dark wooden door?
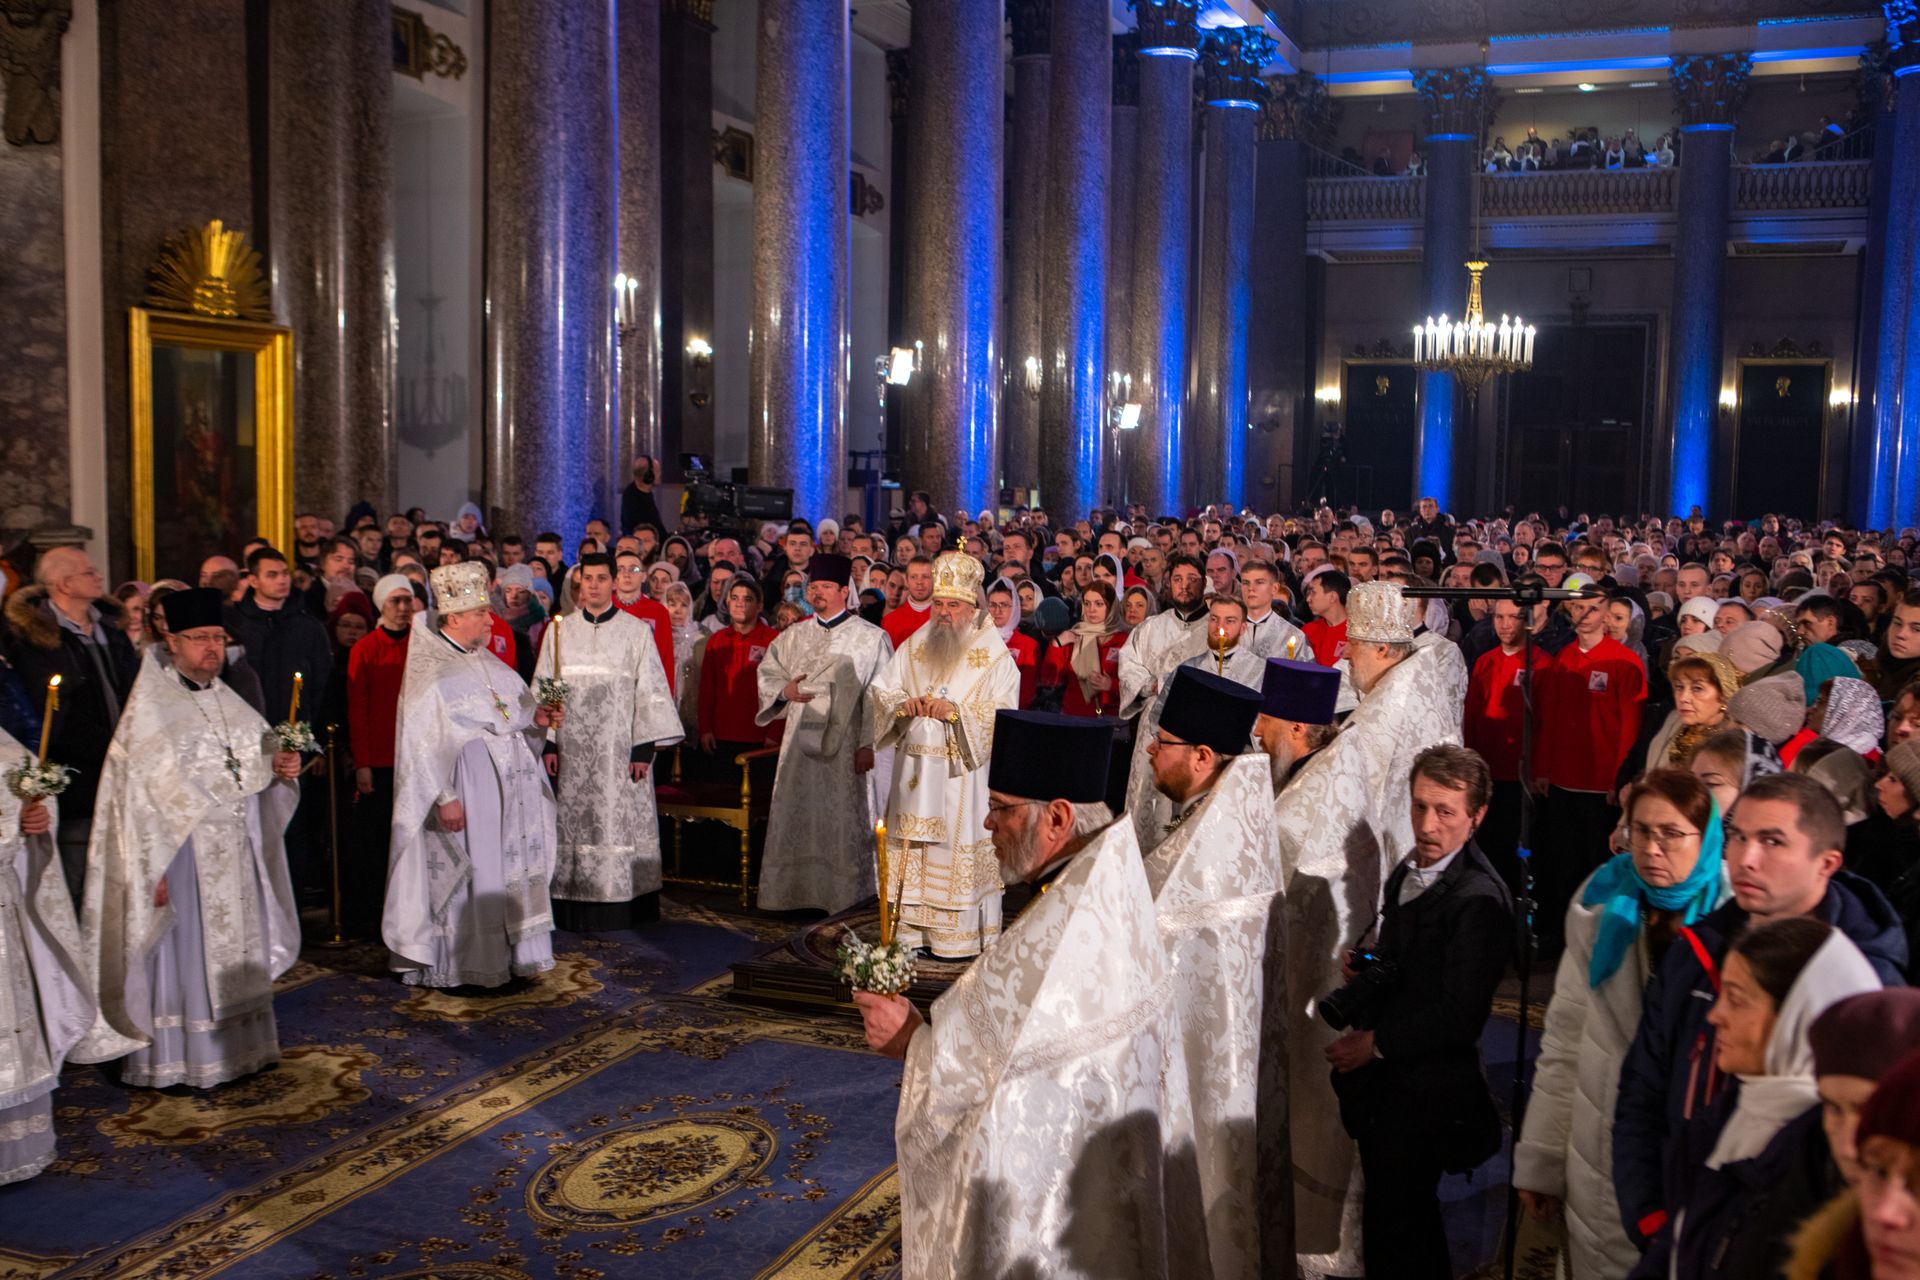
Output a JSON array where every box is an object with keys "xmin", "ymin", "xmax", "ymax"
[
  {"xmin": 1504, "ymin": 324, "xmax": 1647, "ymax": 515},
  {"xmin": 1733, "ymin": 361, "xmax": 1825, "ymax": 518},
  {"xmin": 1342, "ymin": 362, "xmax": 1417, "ymax": 512}
]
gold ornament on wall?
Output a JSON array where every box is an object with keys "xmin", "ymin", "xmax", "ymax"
[
  {"xmin": 1776, "ymin": 375, "xmax": 1793, "ymax": 398},
  {"xmin": 143, "ymin": 219, "xmax": 274, "ymax": 322}
]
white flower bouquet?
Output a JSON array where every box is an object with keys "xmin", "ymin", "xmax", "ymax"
[
  {"xmin": 535, "ymin": 676, "xmax": 572, "ymax": 709},
  {"xmin": 272, "ymin": 720, "xmax": 318, "ymax": 753},
  {"xmin": 836, "ymin": 935, "xmax": 917, "ymax": 997},
  {"xmin": 6, "ymin": 759, "xmax": 73, "ymax": 801}
]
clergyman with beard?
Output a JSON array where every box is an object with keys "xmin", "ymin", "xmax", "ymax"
[
  {"xmin": 869, "ymin": 551, "xmax": 1021, "ymax": 957},
  {"xmin": 1255, "ymin": 656, "xmax": 1341, "ymax": 793}
]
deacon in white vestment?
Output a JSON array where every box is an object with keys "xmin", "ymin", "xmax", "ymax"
[
  {"xmin": 0, "ymin": 727, "xmax": 93, "ymax": 1183},
  {"xmin": 72, "ymin": 588, "xmax": 301, "ymax": 1089},
  {"xmin": 1124, "ymin": 596, "xmax": 1269, "ymax": 853},
  {"xmin": 385, "ymin": 561, "xmax": 562, "ymax": 988},
  {"xmin": 1115, "ymin": 554, "xmax": 1209, "ymax": 719},
  {"xmin": 854, "ymin": 711, "xmax": 1202, "ymax": 1280},
  {"xmin": 1275, "ymin": 583, "xmax": 1467, "ymax": 1277},
  {"xmin": 755, "ymin": 554, "xmax": 893, "ymax": 913},
  {"xmin": 1140, "ymin": 671, "xmax": 1292, "ymax": 1279},
  {"xmin": 868, "ymin": 552, "xmax": 1019, "ymax": 957},
  {"xmin": 1236, "ymin": 559, "xmax": 1309, "ymax": 662},
  {"xmin": 535, "ymin": 554, "xmax": 683, "ymax": 932}
]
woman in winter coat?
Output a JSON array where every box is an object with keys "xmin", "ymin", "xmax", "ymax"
[{"xmin": 1514, "ymin": 769, "xmax": 1730, "ymax": 1278}]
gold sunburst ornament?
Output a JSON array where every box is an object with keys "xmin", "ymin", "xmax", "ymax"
[{"xmin": 143, "ymin": 219, "xmax": 274, "ymax": 321}]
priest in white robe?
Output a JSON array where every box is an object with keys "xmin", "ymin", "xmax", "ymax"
[
  {"xmin": 72, "ymin": 588, "xmax": 301, "ymax": 1089},
  {"xmin": 1254, "ymin": 658, "xmax": 1341, "ymax": 794},
  {"xmin": 1235, "ymin": 558, "xmax": 1308, "ymax": 662},
  {"xmin": 1123, "ymin": 595, "xmax": 1268, "ymax": 853},
  {"xmin": 868, "ymin": 551, "xmax": 1019, "ymax": 957},
  {"xmin": 1140, "ymin": 669, "xmax": 1291, "ymax": 1279},
  {"xmin": 0, "ymin": 727, "xmax": 93, "ymax": 1183},
  {"xmin": 755, "ymin": 554, "xmax": 892, "ymax": 914},
  {"xmin": 854, "ymin": 711, "xmax": 1202, "ymax": 1279},
  {"xmin": 1275, "ymin": 581, "xmax": 1467, "ymax": 1277},
  {"xmin": 385, "ymin": 561, "xmax": 562, "ymax": 989},
  {"xmin": 1115, "ymin": 553, "xmax": 1209, "ymax": 719},
  {"xmin": 535, "ymin": 553, "xmax": 682, "ymax": 932}
]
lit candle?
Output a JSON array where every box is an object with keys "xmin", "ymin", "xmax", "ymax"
[
  {"xmin": 553, "ymin": 613, "xmax": 562, "ymax": 677},
  {"xmin": 1524, "ymin": 325, "xmax": 1536, "ymax": 364},
  {"xmin": 875, "ymin": 821, "xmax": 891, "ymax": 945},
  {"xmin": 37, "ymin": 675, "xmax": 59, "ymax": 762},
  {"xmin": 289, "ymin": 671, "xmax": 302, "ymax": 724},
  {"xmin": 1412, "ymin": 325, "xmax": 1423, "ymax": 362}
]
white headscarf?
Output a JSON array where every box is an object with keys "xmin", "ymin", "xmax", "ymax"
[{"xmin": 988, "ymin": 576, "xmax": 1021, "ymax": 643}]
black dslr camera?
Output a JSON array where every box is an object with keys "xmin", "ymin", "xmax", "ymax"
[{"xmin": 1318, "ymin": 946, "xmax": 1400, "ymax": 1032}]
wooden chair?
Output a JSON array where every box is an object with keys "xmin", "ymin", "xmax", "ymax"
[{"xmin": 655, "ymin": 745, "xmax": 779, "ymax": 906}]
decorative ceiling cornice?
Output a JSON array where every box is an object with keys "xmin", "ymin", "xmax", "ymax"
[{"xmin": 1670, "ymin": 52, "xmax": 1752, "ymax": 127}]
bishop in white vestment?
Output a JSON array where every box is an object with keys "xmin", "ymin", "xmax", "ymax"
[
  {"xmin": 1141, "ymin": 673, "xmax": 1291, "ymax": 1279},
  {"xmin": 0, "ymin": 727, "xmax": 93, "ymax": 1183},
  {"xmin": 385, "ymin": 561, "xmax": 561, "ymax": 989},
  {"xmin": 868, "ymin": 552, "xmax": 1019, "ymax": 957},
  {"xmin": 755, "ymin": 555, "xmax": 892, "ymax": 914},
  {"xmin": 535, "ymin": 554, "xmax": 683, "ymax": 931},
  {"xmin": 73, "ymin": 589, "xmax": 301, "ymax": 1089},
  {"xmin": 1275, "ymin": 583, "xmax": 1466, "ymax": 1276},
  {"xmin": 854, "ymin": 711, "xmax": 1201, "ymax": 1280}
]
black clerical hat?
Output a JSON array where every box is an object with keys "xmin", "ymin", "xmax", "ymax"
[
  {"xmin": 988, "ymin": 710, "xmax": 1115, "ymax": 803},
  {"xmin": 160, "ymin": 587, "xmax": 226, "ymax": 635},
  {"xmin": 806, "ymin": 553, "xmax": 853, "ymax": 584},
  {"xmin": 1260, "ymin": 657, "xmax": 1339, "ymax": 726},
  {"xmin": 1159, "ymin": 666, "xmax": 1260, "ymax": 756}
]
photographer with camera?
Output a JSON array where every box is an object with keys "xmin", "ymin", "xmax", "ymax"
[{"xmin": 1325, "ymin": 744, "xmax": 1514, "ymax": 1279}]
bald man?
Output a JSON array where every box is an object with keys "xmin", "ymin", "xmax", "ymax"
[
  {"xmin": 199, "ymin": 555, "xmax": 244, "ymax": 603},
  {"xmin": 2, "ymin": 547, "xmax": 140, "ymax": 901}
]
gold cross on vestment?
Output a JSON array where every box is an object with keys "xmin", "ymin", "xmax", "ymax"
[{"xmin": 967, "ymin": 648, "xmax": 989, "ymax": 668}]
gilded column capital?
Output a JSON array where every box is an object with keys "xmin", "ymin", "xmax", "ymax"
[
  {"xmin": 1009, "ymin": 0, "xmax": 1050, "ymax": 59},
  {"xmin": 1113, "ymin": 32, "xmax": 1141, "ymax": 107},
  {"xmin": 1259, "ymin": 70, "xmax": 1335, "ymax": 144},
  {"xmin": 1130, "ymin": 0, "xmax": 1198, "ymax": 55},
  {"xmin": 1199, "ymin": 26, "xmax": 1276, "ymax": 108},
  {"xmin": 886, "ymin": 47, "xmax": 910, "ymax": 120},
  {"xmin": 1412, "ymin": 67, "xmax": 1498, "ymax": 139},
  {"xmin": 1886, "ymin": 1, "xmax": 1920, "ymax": 73},
  {"xmin": 0, "ymin": 0, "xmax": 72, "ymax": 146},
  {"xmin": 1858, "ymin": 40, "xmax": 1897, "ymax": 117},
  {"xmin": 662, "ymin": 0, "xmax": 716, "ymax": 28},
  {"xmin": 1669, "ymin": 53, "xmax": 1751, "ymax": 129}
]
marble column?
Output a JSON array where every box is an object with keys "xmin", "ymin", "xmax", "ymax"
[
  {"xmin": 659, "ymin": 0, "xmax": 716, "ymax": 478},
  {"xmin": 1859, "ymin": 16, "xmax": 1920, "ymax": 528},
  {"xmin": 617, "ymin": 0, "xmax": 664, "ymax": 476},
  {"xmin": 266, "ymin": 0, "xmax": 395, "ymax": 522},
  {"xmin": 1126, "ymin": 0, "xmax": 1198, "ymax": 516},
  {"xmin": 1039, "ymin": 0, "xmax": 1109, "ymax": 515},
  {"xmin": 747, "ymin": 0, "xmax": 848, "ymax": 523},
  {"xmin": 484, "ymin": 0, "xmax": 618, "ymax": 539},
  {"xmin": 1107, "ymin": 34, "xmax": 1139, "ymax": 507},
  {"xmin": 1004, "ymin": 0, "xmax": 1051, "ymax": 497},
  {"xmin": 1848, "ymin": 42, "xmax": 1897, "ymax": 528},
  {"xmin": 1664, "ymin": 53, "xmax": 1749, "ymax": 519},
  {"xmin": 885, "ymin": 48, "xmax": 911, "ymax": 470},
  {"xmin": 900, "ymin": 0, "xmax": 1003, "ymax": 518},
  {"xmin": 1249, "ymin": 73, "xmax": 1331, "ymax": 513},
  {"xmin": 1412, "ymin": 68, "xmax": 1497, "ymax": 513},
  {"xmin": 1192, "ymin": 26, "xmax": 1274, "ymax": 511}
]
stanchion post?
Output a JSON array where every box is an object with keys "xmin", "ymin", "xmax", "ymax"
[{"xmin": 321, "ymin": 722, "xmax": 349, "ymax": 948}]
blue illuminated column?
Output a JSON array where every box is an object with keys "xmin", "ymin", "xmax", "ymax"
[
  {"xmin": 1193, "ymin": 26, "xmax": 1275, "ymax": 510},
  {"xmin": 748, "ymin": 0, "xmax": 848, "ymax": 524},
  {"xmin": 1107, "ymin": 34, "xmax": 1139, "ymax": 507},
  {"xmin": 1860, "ymin": 12, "xmax": 1920, "ymax": 529},
  {"xmin": 1003, "ymin": 1, "xmax": 1051, "ymax": 496},
  {"xmin": 900, "ymin": 0, "xmax": 1004, "ymax": 518},
  {"xmin": 1412, "ymin": 67, "xmax": 1496, "ymax": 514},
  {"xmin": 1126, "ymin": 0, "xmax": 1199, "ymax": 516},
  {"xmin": 1038, "ymin": 0, "xmax": 1109, "ymax": 515},
  {"xmin": 1664, "ymin": 53, "xmax": 1749, "ymax": 520}
]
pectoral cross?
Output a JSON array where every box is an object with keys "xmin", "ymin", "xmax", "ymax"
[
  {"xmin": 493, "ymin": 692, "xmax": 511, "ymax": 722},
  {"xmin": 223, "ymin": 747, "xmax": 243, "ymax": 786}
]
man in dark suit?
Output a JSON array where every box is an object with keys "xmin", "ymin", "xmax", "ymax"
[{"xmin": 1326, "ymin": 744, "xmax": 1514, "ymax": 1279}]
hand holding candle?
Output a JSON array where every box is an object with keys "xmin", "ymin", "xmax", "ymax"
[
  {"xmin": 37, "ymin": 675, "xmax": 60, "ymax": 762},
  {"xmin": 875, "ymin": 821, "xmax": 891, "ymax": 945},
  {"xmin": 10, "ymin": 676, "xmax": 73, "ymax": 800},
  {"xmin": 288, "ymin": 671, "xmax": 303, "ymax": 724}
]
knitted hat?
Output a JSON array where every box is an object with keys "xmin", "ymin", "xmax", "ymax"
[
  {"xmin": 372, "ymin": 574, "xmax": 414, "ymax": 611},
  {"xmin": 1668, "ymin": 650, "xmax": 1741, "ymax": 704},
  {"xmin": 1723, "ymin": 619, "xmax": 1785, "ymax": 675},
  {"xmin": 1678, "ymin": 596, "xmax": 1719, "ymax": 631},
  {"xmin": 1346, "ymin": 581, "xmax": 1415, "ymax": 644},
  {"xmin": 1885, "ymin": 740, "xmax": 1920, "ymax": 807},
  {"xmin": 1811, "ymin": 990, "xmax": 1920, "ymax": 1080},
  {"xmin": 1674, "ymin": 629, "xmax": 1724, "ymax": 656},
  {"xmin": 1729, "ymin": 671, "xmax": 1808, "ymax": 745},
  {"xmin": 1856, "ymin": 1047, "xmax": 1920, "ymax": 1151}
]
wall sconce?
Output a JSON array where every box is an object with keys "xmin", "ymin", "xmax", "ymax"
[
  {"xmin": 1315, "ymin": 385, "xmax": 1342, "ymax": 404},
  {"xmin": 1116, "ymin": 403, "xmax": 1142, "ymax": 430},
  {"xmin": 1718, "ymin": 387, "xmax": 1738, "ymax": 411},
  {"xmin": 1022, "ymin": 355, "xmax": 1042, "ymax": 398},
  {"xmin": 686, "ymin": 337, "xmax": 713, "ymax": 409},
  {"xmin": 614, "ymin": 272, "xmax": 639, "ymax": 340},
  {"xmin": 1830, "ymin": 386, "xmax": 1853, "ymax": 409},
  {"xmin": 886, "ymin": 342, "xmax": 923, "ymax": 387}
]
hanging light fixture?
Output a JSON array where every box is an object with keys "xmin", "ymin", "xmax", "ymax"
[{"xmin": 1413, "ymin": 261, "xmax": 1534, "ymax": 404}]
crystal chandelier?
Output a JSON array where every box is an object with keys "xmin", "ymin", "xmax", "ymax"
[{"xmin": 1413, "ymin": 259, "xmax": 1534, "ymax": 403}]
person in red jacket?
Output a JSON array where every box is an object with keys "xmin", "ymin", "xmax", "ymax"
[
  {"xmin": 1301, "ymin": 569, "xmax": 1350, "ymax": 667},
  {"xmin": 697, "ymin": 579, "xmax": 782, "ymax": 768},
  {"xmin": 882, "ymin": 555, "xmax": 936, "ymax": 648},
  {"xmin": 345, "ymin": 575, "xmax": 415, "ymax": 935},
  {"xmin": 1464, "ymin": 597, "xmax": 1550, "ymax": 898},
  {"xmin": 1043, "ymin": 581, "xmax": 1126, "ymax": 716},
  {"xmin": 1532, "ymin": 587, "xmax": 1646, "ymax": 955},
  {"xmin": 612, "ymin": 547, "xmax": 676, "ymax": 694},
  {"xmin": 986, "ymin": 578, "xmax": 1041, "ymax": 708}
]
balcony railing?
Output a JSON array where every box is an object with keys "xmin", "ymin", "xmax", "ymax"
[
  {"xmin": 1480, "ymin": 166, "xmax": 1675, "ymax": 217},
  {"xmin": 1734, "ymin": 159, "xmax": 1872, "ymax": 210},
  {"xmin": 1307, "ymin": 174, "xmax": 1425, "ymax": 221}
]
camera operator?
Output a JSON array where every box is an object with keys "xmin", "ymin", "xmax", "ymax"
[{"xmin": 1325, "ymin": 744, "xmax": 1515, "ymax": 1278}]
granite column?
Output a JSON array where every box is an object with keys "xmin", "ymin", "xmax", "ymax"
[
  {"xmin": 1664, "ymin": 54, "xmax": 1749, "ymax": 519},
  {"xmin": 1412, "ymin": 68, "xmax": 1496, "ymax": 513},
  {"xmin": 1107, "ymin": 34, "xmax": 1139, "ymax": 508},
  {"xmin": 659, "ymin": 0, "xmax": 717, "ymax": 479},
  {"xmin": 484, "ymin": 0, "xmax": 618, "ymax": 539},
  {"xmin": 1859, "ymin": 16, "xmax": 1920, "ymax": 528},
  {"xmin": 1038, "ymin": 0, "xmax": 1109, "ymax": 515},
  {"xmin": 900, "ymin": 0, "xmax": 1003, "ymax": 518},
  {"xmin": 747, "ymin": 0, "xmax": 848, "ymax": 523},
  {"xmin": 1192, "ymin": 27, "xmax": 1273, "ymax": 511},
  {"xmin": 266, "ymin": 0, "xmax": 396, "ymax": 521},
  {"xmin": 885, "ymin": 49, "xmax": 911, "ymax": 471},
  {"xmin": 1126, "ymin": 0, "xmax": 1198, "ymax": 516},
  {"xmin": 1003, "ymin": 1, "xmax": 1051, "ymax": 497},
  {"xmin": 617, "ymin": 0, "xmax": 664, "ymax": 477}
]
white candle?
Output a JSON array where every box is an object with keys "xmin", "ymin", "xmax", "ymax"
[
  {"xmin": 1413, "ymin": 326, "xmax": 1423, "ymax": 362},
  {"xmin": 1524, "ymin": 326, "xmax": 1536, "ymax": 364}
]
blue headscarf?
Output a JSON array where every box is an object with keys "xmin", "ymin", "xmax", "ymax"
[
  {"xmin": 1795, "ymin": 642, "xmax": 1862, "ymax": 706},
  {"xmin": 1580, "ymin": 799, "xmax": 1725, "ymax": 988}
]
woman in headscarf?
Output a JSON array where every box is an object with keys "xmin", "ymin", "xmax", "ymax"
[
  {"xmin": 1042, "ymin": 579, "xmax": 1124, "ymax": 717},
  {"xmin": 1640, "ymin": 918, "xmax": 1881, "ymax": 1279},
  {"xmin": 1093, "ymin": 553, "xmax": 1125, "ymax": 594},
  {"xmin": 322, "ymin": 590, "xmax": 375, "ymax": 737},
  {"xmin": 1122, "ymin": 583, "xmax": 1157, "ymax": 630},
  {"xmin": 450, "ymin": 501, "xmax": 486, "ymax": 543},
  {"xmin": 1516, "ymin": 770, "xmax": 1730, "ymax": 1279},
  {"xmin": 658, "ymin": 581, "xmax": 704, "ymax": 738},
  {"xmin": 985, "ymin": 577, "xmax": 1040, "ymax": 709},
  {"xmin": 1607, "ymin": 594, "xmax": 1651, "ymax": 672},
  {"xmin": 1647, "ymin": 651, "xmax": 1742, "ymax": 767},
  {"xmin": 1798, "ymin": 642, "xmax": 1865, "ymax": 706},
  {"xmin": 1689, "ymin": 726, "xmax": 1783, "ymax": 814},
  {"xmin": 1782, "ymin": 675, "xmax": 1886, "ymax": 768}
]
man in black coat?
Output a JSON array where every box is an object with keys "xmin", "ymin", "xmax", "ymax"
[
  {"xmin": 1, "ymin": 546, "xmax": 140, "ymax": 901},
  {"xmin": 1327, "ymin": 744, "xmax": 1514, "ymax": 1280},
  {"xmin": 619, "ymin": 454, "xmax": 665, "ymax": 537}
]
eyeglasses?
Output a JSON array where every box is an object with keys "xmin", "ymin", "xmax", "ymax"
[
  {"xmin": 1628, "ymin": 823, "xmax": 1701, "ymax": 848},
  {"xmin": 985, "ymin": 798, "xmax": 1044, "ymax": 816},
  {"xmin": 1150, "ymin": 733, "xmax": 1194, "ymax": 752}
]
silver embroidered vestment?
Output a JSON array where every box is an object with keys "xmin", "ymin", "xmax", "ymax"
[{"xmin": 1123, "ymin": 643, "xmax": 1269, "ymax": 854}]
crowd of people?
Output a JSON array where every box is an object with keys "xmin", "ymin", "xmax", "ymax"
[{"xmin": 4, "ymin": 461, "xmax": 1920, "ymax": 1279}]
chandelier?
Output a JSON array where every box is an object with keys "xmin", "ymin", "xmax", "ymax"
[{"xmin": 1413, "ymin": 259, "xmax": 1534, "ymax": 403}]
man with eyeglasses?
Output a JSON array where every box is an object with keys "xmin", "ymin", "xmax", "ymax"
[{"xmin": 611, "ymin": 548, "xmax": 677, "ymax": 695}]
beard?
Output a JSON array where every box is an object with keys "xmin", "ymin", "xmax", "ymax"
[
  {"xmin": 1266, "ymin": 737, "xmax": 1299, "ymax": 789},
  {"xmin": 921, "ymin": 608, "xmax": 983, "ymax": 678},
  {"xmin": 993, "ymin": 819, "xmax": 1046, "ymax": 884}
]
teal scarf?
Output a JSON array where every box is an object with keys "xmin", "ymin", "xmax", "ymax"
[{"xmin": 1581, "ymin": 801, "xmax": 1724, "ymax": 988}]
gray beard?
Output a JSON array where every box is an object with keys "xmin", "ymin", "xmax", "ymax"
[
  {"xmin": 920, "ymin": 613, "xmax": 979, "ymax": 682},
  {"xmin": 1267, "ymin": 741, "xmax": 1299, "ymax": 790}
]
